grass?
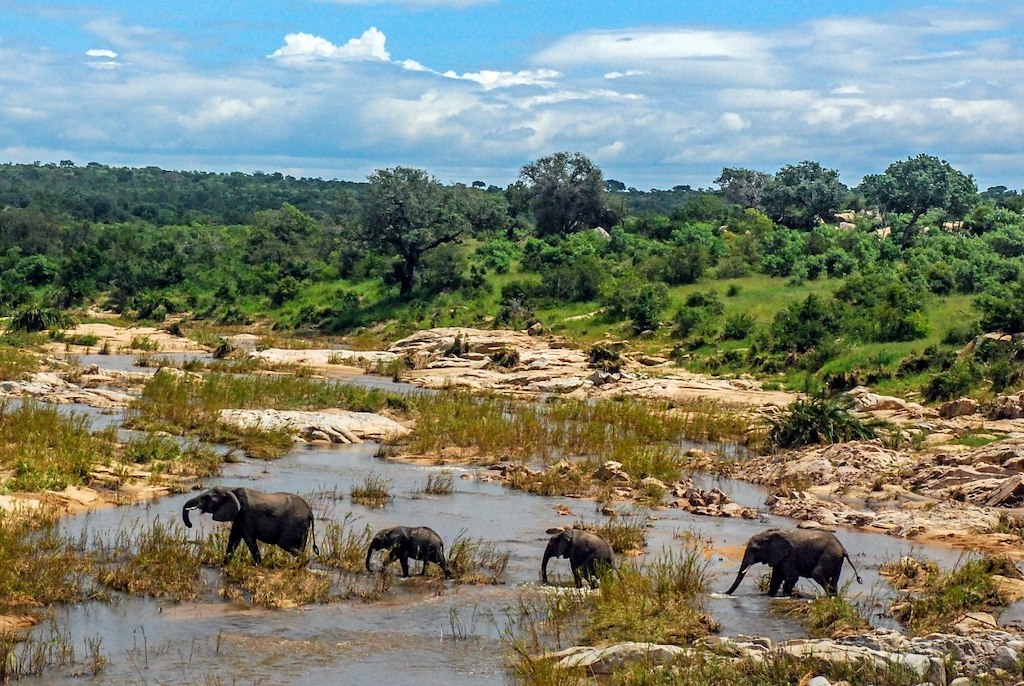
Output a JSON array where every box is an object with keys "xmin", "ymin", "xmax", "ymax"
[
  {"xmin": 126, "ymin": 370, "xmax": 412, "ymax": 458},
  {"xmin": 420, "ymin": 470, "xmax": 455, "ymax": 495},
  {"xmin": 446, "ymin": 530, "xmax": 511, "ymax": 584},
  {"xmin": 0, "ymin": 401, "xmax": 118, "ymax": 492},
  {"xmin": 0, "ymin": 508, "xmax": 94, "ymax": 615},
  {"xmin": 773, "ymin": 587, "xmax": 870, "ymax": 638},
  {"xmin": 318, "ymin": 512, "xmax": 374, "ymax": 572},
  {"xmin": 584, "ymin": 509, "xmax": 649, "ymax": 554},
  {"xmin": 121, "ymin": 433, "xmax": 223, "ymax": 478},
  {"xmin": 767, "ymin": 394, "xmax": 880, "ymax": 449},
  {"xmin": 404, "ymin": 392, "xmax": 744, "ymax": 489},
  {"xmin": 350, "ymin": 472, "xmax": 394, "ymax": 507},
  {"xmin": 884, "ymin": 555, "xmax": 1019, "ymax": 635},
  {"xmin": 98, "ymin": 518, "xmax": 204, "ymax": 601},
  {"xmin": 0, "ymin": 347, "xmax": 40, "ymax": 380}
]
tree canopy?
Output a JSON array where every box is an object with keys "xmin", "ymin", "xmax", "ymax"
[
  {"xmin": 860, "ymin": 154, "xmax": 977, "ymax": 246},
  {"xmin": 763, "ymin": 161, "xmax": 847, "ymax": 231},
  {"xmin": 519, "ymin": 152, "xmax": 606, "ymax": 236},
  {"xmin": 359, "ymin": 167, "xmax": 470, "ymax": 297}
]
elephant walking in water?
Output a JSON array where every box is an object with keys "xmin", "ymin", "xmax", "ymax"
[
  {"xmin": 541, "ymin": 529, "xmax": 614, "ymax": 589},
  {"xmin": 365, "ymin": 526, "xmax": 454, "ymax": 579},
  {"xmin": 724, "ymin": 528, "xmax": 862, "ymax": 596},
  {"xmin": 182, "ymin": 487, "xmax": 320, "ymax": 565}
]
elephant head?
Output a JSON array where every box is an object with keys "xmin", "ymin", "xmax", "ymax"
[
  {"xmin": 182, "ymin": 486, "xmax": 240, "ymax": 528},
  {"xmin": 541, "ymin": 529, "xmax": 575, "ymax": 583},
  {"xmin": 365, "ymin": 529, "xmax": 397, "ymax": 572},
  {"xmin": 724, "ymin": 529, "xmax": 793, "ymax": 595}
]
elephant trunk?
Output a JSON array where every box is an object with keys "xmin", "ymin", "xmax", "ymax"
[
  {"xmin": 182, "ymin": 495, "xmax": 203, "ymax": 528},
  {"xmin": 724, "ymin": 565, "xmax": 748, "ymax": 595},
  {"xmin": 541, "ymin": 539, "xmax": 558, "ymax": 583}
]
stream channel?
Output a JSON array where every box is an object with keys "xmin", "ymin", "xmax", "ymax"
[{"xmin": 22, "ymin": 355, "xmax": 975, "ymax": 684}]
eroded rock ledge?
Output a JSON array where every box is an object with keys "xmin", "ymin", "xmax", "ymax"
[{"xmin": 218, "ymin": 408, "xmax": 411, "ymax": 444}]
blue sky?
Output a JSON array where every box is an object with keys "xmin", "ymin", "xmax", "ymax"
[{"xmin": 2, "ymin": 1, "xmax": 1022, "ymax": 190}]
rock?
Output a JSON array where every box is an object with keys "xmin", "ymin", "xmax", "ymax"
[
  {"xmin": 219, "ymin": 409, "xmax": 410, "ymax": 444},
  {"xmin": 551, "ymin": 642, "xmax": 686, "ymax": 674},
  {"xmin": 939, "ymin": 398, "xmax": 979, "ymax": 418},
  {"xmin": 953, "ymin": 612, "xmax": 999, "ymax": 633},
  {"xmin": 593, "ymin": 461, "xmax": 632, "ymax": 485},
  {"xmin": 806, "ymin": 677, "xmax": 833, "ymax": 686},
  {"xmin": 527, "ymin": 322, "xmax": 544, "ymax": 336},
  {"xmin": 639, "ymin": 355, "xmax": 669, "ymax": 366},
  {"xmin": 986, "ymin": 474, "xmax": 1024, "ymax": 506}
]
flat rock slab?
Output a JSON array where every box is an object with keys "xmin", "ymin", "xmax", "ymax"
[
  {"xmin": 219, "ymin": 409, "xmax": 411, "ymax": 444},
  {"xmin": 250, "ymin": 348, "xmax": 398, "ymax": 367}
]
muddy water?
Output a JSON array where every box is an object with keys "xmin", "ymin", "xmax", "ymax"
[{"xmin": 13, "ymin": 364, "xmax": 976, "ymax": 684}]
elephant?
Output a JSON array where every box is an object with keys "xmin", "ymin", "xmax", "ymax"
[
  {"xmin": 182, "ymin": 486, "xmax": 320, "ymax": 565},
  {"xmin": 724, "ymin": 528, "xmax": 863, "ymax": 597},
  {"xmin": 365, "ymin": 526, "xmax": 453, "ymax": 579},
  {"xmin": 541, "ymin": 529, "xmax": 614, "ymax": 589}
]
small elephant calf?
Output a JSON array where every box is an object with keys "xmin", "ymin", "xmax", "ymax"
[
  {"xmin": 365, "ymin": 525, "xmax": 453, "ymax": 579},
  {"xmin": 541, "ymin": 529, "xmax": 614, "ymax": 589},
  {"xmin": 182, "ymin": 486, "xmax": 320, "ymax": 565}
]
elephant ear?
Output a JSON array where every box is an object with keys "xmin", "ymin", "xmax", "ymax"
[
  {"xmin": 211, "ymin": 490, "xmax": 241, "ymax": 522},
  {"xmin": 765, "ymin": 532, "xmax": 795, "ymax": 564}
]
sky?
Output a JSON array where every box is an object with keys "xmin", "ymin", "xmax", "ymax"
[{"xmin": 1, "ymin": 0, "xmax": 1023, "ymax": 191}]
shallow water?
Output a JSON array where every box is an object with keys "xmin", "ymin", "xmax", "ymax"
[{"xmin": 10, "ymin": 360, "xmax": 990, "ymax": 684}]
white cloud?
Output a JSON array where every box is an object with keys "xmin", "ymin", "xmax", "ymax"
[
  {"xmin": 719, "ymin": 112, "xmax": 748, "ymax": 131},
  {"xmin": 604, "ymin": 70, "xmax": 645, "ymax": 79},
  {"xmin": 86, "ymin": 49, "xmax": 118, "ymax": 58},
  {"xmin": 442, "ymin": 69, "xmax": 560, "ymax": 90},
  {"xmin": 269, "ymin": 28, "xmax": 390, "ymax": 63},
  {"xmin": 536, "ymin": 28, "xmax": 772, "ymax": 65}
]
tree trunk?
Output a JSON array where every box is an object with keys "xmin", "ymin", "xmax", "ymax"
[{"xmin": 398, "ymin": 253, "xmax": 417, "ymax": 297}]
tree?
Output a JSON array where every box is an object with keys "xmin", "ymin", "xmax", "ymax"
[
  {"xmin": 715, "ymin": 167, "xmax": 772, "ymax": 210},
  {"xmin": 359, "ymin": 167, "xmax": 469, "ymax": 297},
  {"xmin": 519, "ymin": 152, "xmax": 606, "ymax": 236},
  {"xmin": 860, "ymin": 154, "xmax": 977, "ymax": 246},
  {"xmin": 764, "ymin": 162, "xmax": 847, "ymax": 231}
]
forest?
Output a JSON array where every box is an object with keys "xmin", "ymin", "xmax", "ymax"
[{"xmin": 1, "ymin": 152, "xmax": 1023, "ymax": 402}]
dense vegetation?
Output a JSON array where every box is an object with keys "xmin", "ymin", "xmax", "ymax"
[{"xmin": 2, "ymin": 154, "xmax": 1023, "ymax": 400}]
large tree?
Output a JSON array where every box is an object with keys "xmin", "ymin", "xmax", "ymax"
[
  {"xmin": 715, "ymin": 167, "xmax": 772, "ymax": 210},
  {"xmin": 860, "ymin": 154, "xmax": 977, "ymax": 246},
  {"xmin": 764, "ymin": 161, "xmax": 847, "ymax": 231},
  {"xmin": 360, "ymin": 167, "xmax": 469, "ymax": 297},
  {"xmin": 519, "ymin": 152, "xmax": 606, "ymax": 236}
]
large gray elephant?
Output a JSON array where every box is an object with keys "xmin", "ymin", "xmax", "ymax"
[
  {"xmin": 182, "ymin": 486, "xmax": 320, "ymax": 565},
  {"xmin": 365, "ymin": 526, "xmax": 453, "ymax": 579},
  {"xmin": 724, "ymin": 528, "xmax": 862, "ymax": 596},
  {"xmin": 541, "ymin": 529, "xmax": 614, "ymax": 589}
]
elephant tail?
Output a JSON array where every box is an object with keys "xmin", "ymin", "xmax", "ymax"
[
  {"xmin": 309, "ymin": 515, "xmax": 321, "ymax": 557},
  {"xmin": 844, "ymin": 553, "xmax": 863, "ymax": 584}
]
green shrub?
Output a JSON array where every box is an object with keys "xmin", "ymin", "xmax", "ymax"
[
  {"xmin": 721, "ymin": 312, "xmax": 756, "ymax": 341},
  {"xmin": 923, "ymin": 360, "xmax": 982, "ymax": 401},
  {"xmin": 768, "ymin": 394, "xmax": 879, "ymax": 449},
  {"xmin": 8, "ymin": 306, "xmax": 74, "ymax": 333}
]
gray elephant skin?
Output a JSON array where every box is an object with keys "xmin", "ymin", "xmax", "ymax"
[
  {"xmin": 182, "ymin": 486, "xmax": 320, "ymax": 565},
  {"xmin": 365, "ymin": 526, "xmax": 453, "ymax": 578},
  {"xmin": 541, "ymin": 529, "xmax": 613, "ymax": 589},
  {"xmin": 724, "ymin": 528, "xmax": 862, "ymax": 596}
]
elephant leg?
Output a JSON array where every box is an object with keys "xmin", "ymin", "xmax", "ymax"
[
  {"xmin": 571, "ymin": 564, "xmax": 583, "ymax": 588},
  {"xmin": 767, "ymin": 568, "xmax": 783, "ymax": 596},
  {"xmin": 244, "ymin": 532, "xmax": 261, "ymax": 565},
  {"xmin": 782, "ymin": 574, "xmax": 798, "ymax": 596},
  {"xmin": 399, "ymin": 553, "xmax": 410, "ymax": 577},
  {"xmin": 224, "ymin": 525, "xmax": 243, "ymax": 564}
]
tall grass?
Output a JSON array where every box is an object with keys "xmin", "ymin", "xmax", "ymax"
[
  {"xmin": 319, "ymin": 513, "xmax": 374, "ymax": 572},
  {"xmin": 127, "ymin": 370, "xmax": 411, "ymax": 458},
  {"xmin": 0, "ymin": 401, "xmax": 117, "ymax": 492},
  {"xmin": 446, "ymin": 530, "xmax": 511, "ymax": 584},
  {"xmin": 98, "ymin": 518, "xmax": 204, "ymax": 601},
  {"xmin": 0, "ymin": 509, "xmax": 93, "ymax": 614},
  {"xmin": 350, "ymin": 472, "xmax": 394, "ymax": 507},
  {"xmin": 0, "ymin": 347, "xmax": 40, "ymax": 380},
  {"xmin": 405, "ymin": 392, "xmax": 743, "ymax": 486}
]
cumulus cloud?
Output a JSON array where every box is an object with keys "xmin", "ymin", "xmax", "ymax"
[
  {"xmin": 269, "ymin": 28, "xmax": 390, "ymax": 63},
  {"xmin": 442, "ymin": 69, "xmax": 560, "ymax": 90}
]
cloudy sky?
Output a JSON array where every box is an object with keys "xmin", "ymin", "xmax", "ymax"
[{"xmin": 2, "ymin": 0, "xmax": 1022, "ymax": 190}]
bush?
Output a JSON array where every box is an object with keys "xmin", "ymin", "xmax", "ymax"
[
  {"xmin": 923, "ymin": 360, "xmax": 982, "ymax": 401},
  {"xmin": 721, "ymin": 312, "xmax": 756, "ymax": 341},
  {"xmin": 8, "ymin": 306, "xmax": 74, "ymax": 333},
  {"xmin": 602, "ymin": 276, "xmax": 669, "ymax": 332},
  {"xmin": 768, "ymin": 394, "xmax": 879, "ymax": 449}
]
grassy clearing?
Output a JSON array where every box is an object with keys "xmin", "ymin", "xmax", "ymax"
[
  {"xmin": 350, "ymin": 472, "xmax": 394, "ymax": 507},
  {"xmin": 0, "ymin": 509, "xmax": 94, "ymax": 615},
  {"xmin": 884, "ymin": 555, "xmax": 1019, "ymax": 635},
  {"xmin": 0, "ymin": 401, "xmax": 117, "ymax": 492},
  {"xmin": 446, "ymin": 530, "xmax": 511, "ymax": 584},
  {"xmin": 98, "ymin": 518, "xmax": 204, "ymax": 601},
  {"xmin": 404, "ymin": 392, "xmax": 744, "ymax": 489}
]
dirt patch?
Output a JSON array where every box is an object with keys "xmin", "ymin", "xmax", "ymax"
[{"xmin": 42, "ymin": 323, "xmax": 208, "ymax": 354}]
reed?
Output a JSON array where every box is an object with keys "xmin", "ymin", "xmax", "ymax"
[
  {"xmin": 98, "ymin": 518, "xmax": 204, "ymax": 601},
  {"xmin": 0, "ymin": 347, "xmax": 40, "ymax": 380},
  {"xmin": 446, "ymin": 530, "xmax": 511, "ymax": 584},
  {"xmin": 0, "ymin": 401, "xmax": 117, "ymax": 492},
  {"xmin": 350, "ymin": 472, "xmax": 394, "ymax": 507},
  {"xmin": 319, "ymin": 512, "xmax": 374, "ymax": 572},
  {"xmin": 773, "ymin": 587, "xmax": 870, "ymax": 638},
  {"xmin": 0, "ymin": 508, "xmax": 93, "ymax": 614},
  {"xmin": 586, "ymin": 509, "xmax": 649, "ymax": 554},
  {"xmin": 420, "ymin": 470, "xmax": 455, "ymax": 495}
]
